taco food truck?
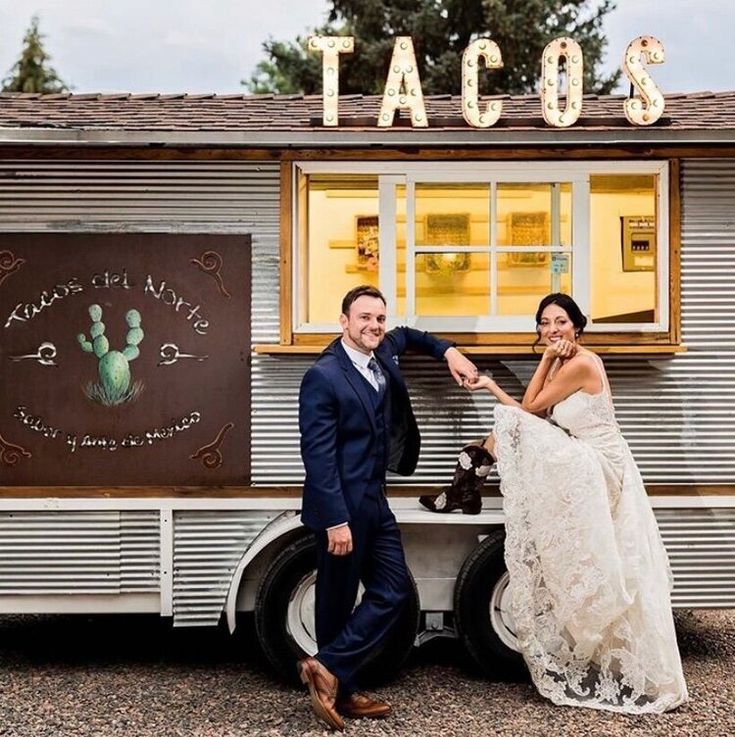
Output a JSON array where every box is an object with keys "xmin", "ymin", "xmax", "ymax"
[{"xmin": 1, "ymin": 35, "xmax": 734, "ymax": 680}]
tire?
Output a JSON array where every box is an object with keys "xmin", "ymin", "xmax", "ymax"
[
  {"xmin": 254, "ymin": 534, "xmax": 420, "ymax": 685},
  {"xmin": 454, "ymin": 529, "xmax": 527, "ymax": 679}
]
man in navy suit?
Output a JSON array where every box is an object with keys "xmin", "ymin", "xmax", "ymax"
[{"xmin": 297, "ymin": 285, "xmax": 478, "ymax": 730}]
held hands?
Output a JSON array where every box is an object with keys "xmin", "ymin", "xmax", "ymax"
[
  {"xmin": 544, "ymin": 338, "xmax": 578, "ymax": 360},
  {"xmin": 445, "ymin": 347, "xmax": 479, "ymax": 387},
  {"xmin": 462, "ymin": 374, "xmax": 495, "ymax": 392},
  {"xmin": 327, "ymin": 524, "xmax": 353, "ymax": 556}
]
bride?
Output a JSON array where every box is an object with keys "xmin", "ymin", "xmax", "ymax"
[{"xmin": 420, "ymin": 293, "xmax": 688, "ymax": 713}]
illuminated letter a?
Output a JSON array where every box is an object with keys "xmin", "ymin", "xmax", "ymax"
[{"xmin": 378, "ymin": 37, "xmax": 428, "ymax": 128}]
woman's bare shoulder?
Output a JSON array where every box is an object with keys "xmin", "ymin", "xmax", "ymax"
[{"xmin": 562, "ymin": 350, "xmax": 600, "ymax": 377}]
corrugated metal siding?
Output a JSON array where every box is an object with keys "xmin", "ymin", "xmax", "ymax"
[
  {"xmin": 0, "ymin": 159, "xmax": 282, "ymax": 343},
  {"xmin": 673, "ymin": 159, "xmax": 735, "ymax": 481},
  {"xmin": 657, "ymin": 508, "xmax": 735, "ymax": 607},
  {"xmin": 0, "ymin": 160, "xmax": 278, "ymax": 227},
  {"xmin": 0, "ymin": 158, "xmax": 732, "ymax": 485},
  {"xmin": 120, "ymin": 512, "xmax": 161, "ymax": 592},
  {"xmin": 0, "ymin": 511, "xmax": 159, "ymax": 594},
  {"xmin": 0, "ymin": 155, "xmax": 734, "ymax": 612},
  {"xmin": 252, "ymin": 158, "xmax": 735, "ymax": 486},
  {"xmin": 171, "ymin": 510, "xmax": 277, "ymax": 626}
]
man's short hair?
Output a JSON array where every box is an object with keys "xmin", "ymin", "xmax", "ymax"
[{"xmin": 341, "ymin": 285, "xmax": 387, "ymax": 316}]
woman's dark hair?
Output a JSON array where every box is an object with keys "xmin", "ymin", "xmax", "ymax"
[
  {"xmin": 532, "ymin": 293, "xmax": 587, "ymax": 351},
  {"xmin": 341, "ymin": 285, "xmax": 386, "ymax": 316}
]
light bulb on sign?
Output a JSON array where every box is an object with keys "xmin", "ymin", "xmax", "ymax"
[
  {"xmin": 462, "ymin": 39, "xmax": 504, "ymax": 128},
  {"xmin": 540, "ymin": 37, "xmax": 583, "ymax": 128},
  {"xmin": 307, "ymin": 33, "xmax": 668, "ymax": 129},
  {"xmin": 623, "ymin": 36, "xmax": 665, "ymax": 126}
]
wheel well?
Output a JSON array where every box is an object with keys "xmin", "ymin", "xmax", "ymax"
[
  {"xmin": 225, "ymin": 512, "xmax": 311, "ymax": 632},
  {"xmin": 235, "ymin": 527, "xmax": 311, "ymax": 611}
]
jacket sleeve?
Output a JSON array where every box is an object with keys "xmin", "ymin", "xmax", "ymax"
[
  {"xmin": 384, "ymin": 326, "xmax": 455, "ymax": 361},
  {"xmin": 299, "ymin": 366, "xmax": 351, "ymax": 529}
]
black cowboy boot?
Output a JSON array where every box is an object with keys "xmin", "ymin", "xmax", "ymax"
[{"xmin": 419, "ymin": 444, "xmax": 494, "ymax": 515}]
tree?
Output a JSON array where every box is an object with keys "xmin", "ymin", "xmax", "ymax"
[
  {"xmin": 3, "ymin": 15, "xmax": 70, "ymax": 94},
  {"xmin": 244, "ymin": 0, "xmax": 620, "ymax": 96}
]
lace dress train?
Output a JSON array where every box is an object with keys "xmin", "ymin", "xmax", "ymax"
[{"xmin": 493, "ymin": 360, "xmax": 688, "ymax": 713}]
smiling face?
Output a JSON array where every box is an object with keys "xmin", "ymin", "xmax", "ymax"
[
  {"xmin": 538, "ymin": 302, "xmax": 577, "ymax": 346},
  {"xmin": 339, "ymin": 294, "xmax": 387, "ymax": 354}
]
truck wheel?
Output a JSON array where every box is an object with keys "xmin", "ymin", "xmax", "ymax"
[
  {"xmin": 254, "ymin": 535, "xmax": 420, "ymax": 685},
  {"xmin": 454, "ymin": 529, "xmax": 526, "ymax": 678}
]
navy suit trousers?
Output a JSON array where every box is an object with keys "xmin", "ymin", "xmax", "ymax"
[{"xmin": 314, "ymin": 490, "xmax": 410, "ymax": 693}]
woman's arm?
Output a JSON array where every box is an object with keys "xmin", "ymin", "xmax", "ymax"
[
  {"xmin": 466, "ymin": 349, "xmax": 597, "ymax": 414},
  {"xmin": 465, "ymin": 375, "xmax": 523, "ymax": 408},
  {"xmin": 521, "ymin": 352, "xmax": 557, "ymax": 408},
  {"xmin": 520, "ymin": 358, "xmax": 590, "ymax": 413}
]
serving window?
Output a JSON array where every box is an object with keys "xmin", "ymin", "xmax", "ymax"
[{"xmin": 287, "ymin": 160, "xmax": 676, "ymax": 350}]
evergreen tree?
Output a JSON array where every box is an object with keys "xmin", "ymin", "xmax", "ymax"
[
  {"xmin": 3, "ymin": 15, "xmax": 70, "ymax": 94},
  {"xmin": 244, "ymin": 0, "xmax": 620, "ymax": 96}
]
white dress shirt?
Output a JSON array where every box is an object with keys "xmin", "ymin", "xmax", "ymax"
[{"xmin": 341, "ymin": 339, "xmax": 381, "ymax": 391}]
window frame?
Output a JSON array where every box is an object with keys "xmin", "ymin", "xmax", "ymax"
[{"xmin": 284, "ymin": 159, "xmax": 678, "ymax": 350}]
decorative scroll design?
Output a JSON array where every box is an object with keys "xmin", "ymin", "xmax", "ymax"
[
  {"xmin": 0, "ymin": 250, "xmax": 25, "ymax": 288},
  {"xmin": 158, "ymin": 342, "xmax": 209, "ymax": 366},
  {"xmin": 0, "ymin": 433, "xmax": 32, "ymax": 466},
  {"xmin": 190, "ymin": 422, "xmax": 234, "ymax": 469},
  {"xmin": 10, "ymin": 341, "xmax": 58, "ymax": 367},
  {"xmin": 190, "ymin": 250, "xmax": 231, "ymax": 298}
]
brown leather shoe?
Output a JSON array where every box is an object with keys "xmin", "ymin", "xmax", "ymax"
[
  {"xmin": 297, "ymin": 657, "xmax": 344, "ymax": 732},
  {"xmin": 336, "ymin": 692, "xmax": 392, "ymax": 719}
]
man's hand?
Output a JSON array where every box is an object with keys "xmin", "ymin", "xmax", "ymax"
[
  {"xmin": 327, "ymin": 524, "xmax": 353, "ymax": 556},
  {"xmin": 444, "ymin": 346, "xmax": 479, "ymax": 386}
]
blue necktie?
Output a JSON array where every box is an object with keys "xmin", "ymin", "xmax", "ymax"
[{"xmin": 367, "ymin": 357, "xmax": 386, "ymax": 395}]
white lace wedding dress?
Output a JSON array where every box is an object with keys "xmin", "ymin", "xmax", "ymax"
[{"xmin": 494, "ymin": 355, "xmax": 688, "ymax": 713}]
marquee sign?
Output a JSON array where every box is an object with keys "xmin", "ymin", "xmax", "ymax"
[{"xmin": 309, "ymin": 34, "xmax": 665, "ymax": 129}]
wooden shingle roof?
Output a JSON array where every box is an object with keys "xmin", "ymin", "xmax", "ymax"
[{"xmin": 1, "ymin": 91, "xmax": 734, "ymax": 146}]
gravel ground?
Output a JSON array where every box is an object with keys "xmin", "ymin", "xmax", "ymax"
[{"xmin": 0, "ymin": 609, "xmax": 732, "ymax": 737}]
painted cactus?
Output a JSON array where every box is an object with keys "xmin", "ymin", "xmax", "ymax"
[{"xmin": 78, "ymin": 305, "xmax": 145, "ymax": 405}]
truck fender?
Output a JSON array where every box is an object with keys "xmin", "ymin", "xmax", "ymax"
[{"xmin": 225, "ymin": 510, "xmax": 306, "ymax": 633}]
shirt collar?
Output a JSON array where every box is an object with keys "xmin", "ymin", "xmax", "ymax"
[{"xmin": 341, "ymin": 339, "xmax": 374, "ymax": 370}]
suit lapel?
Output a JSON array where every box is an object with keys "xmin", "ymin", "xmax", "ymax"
[
  {"xmin": 376, "ymin": 345, "xmax": 406, "ymax": 396},
  {"xmin": 333, "ymin": 340, "xmax": 378, "ymax": 435}
]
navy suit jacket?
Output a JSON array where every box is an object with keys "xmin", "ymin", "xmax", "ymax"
[{"xmin": 299, "ymin": 327, "xmax": 453, "ymax": 531}]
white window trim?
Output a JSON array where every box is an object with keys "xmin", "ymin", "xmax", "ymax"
[
  {"xmin": 378, "ymin": 175, "xmax": 401, "ymax": 318},
  {"xmin": 293, "ymin": 160, "xmax": 670, "ymax": 335}
]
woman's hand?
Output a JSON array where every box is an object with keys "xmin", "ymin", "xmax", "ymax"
[
  {"xmin": 463, "ymin": 374, "xmax": 494, "ymax": 392},
  {"xmin": 544, "ymin": 338, "xmax": 578, "ymax": 361}
]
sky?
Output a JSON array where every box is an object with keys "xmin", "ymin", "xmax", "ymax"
[{"xmin": 0, "ymin": 0, "xmax": 730, "ymax": 95}]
